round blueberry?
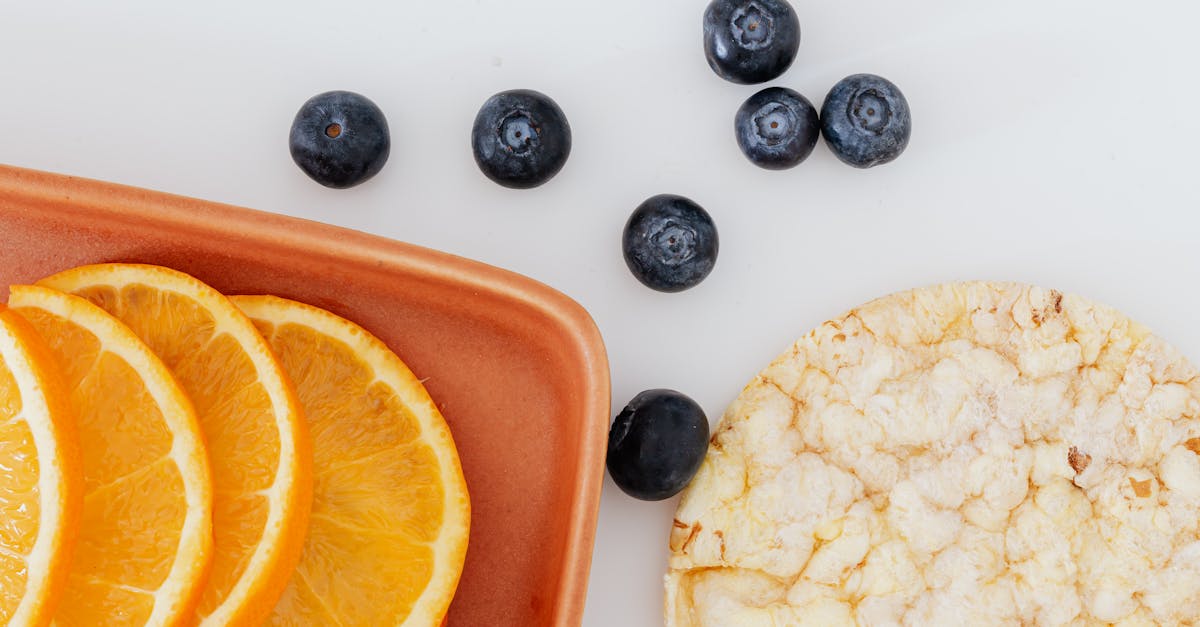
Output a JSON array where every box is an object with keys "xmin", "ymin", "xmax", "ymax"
[
  {"xmin": 820, "ymin": 74, "xmax": 912, "ymax": 168},
  {"xmin": 471, "ymin": 89, "xmax": 571, "ymax": 189},
  {"xmin": 703, "ymin": 0, "xmax": 800, "ymax": 85},
  {"xmin": 289, "ymin": 91, "xmax": 390, "ymax": 189},
  {"xmin": 623, "ymin": 195, "xmax": 718, "ymax": 293},
  {"xmin": 607, "ymin": 389, "xmax": 709, "ymax": 501},
  {"xmin": 735, "ymin": 86, "xmax": 819, "ymax": 170}
]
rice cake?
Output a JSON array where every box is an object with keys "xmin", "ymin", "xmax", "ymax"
[{"xmin": 666, "ymin": 282, "xmax": 1200, "ymax": 626}]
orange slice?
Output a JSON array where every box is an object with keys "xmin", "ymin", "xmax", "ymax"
[
  {"xmin": 9, "ymin": 285, "xmax": 213, "ymax": 626},
  {"xmin": 232, "ymin": 295, "xmax": 469, "ymax": 626},
  {"xmin": 37, "ymin": 264, "xmax": 312, "ymax": 626},
  {"xmin": 0, "ymin": 305, "xmax": 81, "ymax": 627}
]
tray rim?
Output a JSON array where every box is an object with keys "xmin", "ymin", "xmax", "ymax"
[{"xmin": 0, "ymin": 163, "xmax": 611, "ymax": 626}]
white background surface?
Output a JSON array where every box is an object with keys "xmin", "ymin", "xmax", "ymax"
[{"xmin": 3, "ymin": 1, "xmax": 1199, "ymax": 624}]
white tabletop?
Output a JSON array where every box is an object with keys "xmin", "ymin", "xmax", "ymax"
[{"xmin": 3, "ymin": 1, "xmax": 1199, "ymax": 624}]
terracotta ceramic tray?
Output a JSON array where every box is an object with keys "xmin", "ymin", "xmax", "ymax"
[{"xmin": 0, "ymin": 164, "xmax": 610, "ymax": 626}]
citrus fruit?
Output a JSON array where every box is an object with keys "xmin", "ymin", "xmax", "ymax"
[
  {"xmin": 0, "ymin": 305, "xmax": 81, "ymax": 627},
  {"xmin": 233, "ymin": 295, "xmax": 469, "ymax": 626},
  {"xmin": 10, "ymin": 284, "xmax": 213, "ymax": 625},
  {"xmin": 37, "ymin": 264, "xmax": 312, "ymax": 626}
]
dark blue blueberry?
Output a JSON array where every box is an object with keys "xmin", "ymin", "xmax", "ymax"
[
  {"xmin": 289, "ymin": 91, "xmax": 390, "ymax": 189},
  {"xmin": 703, "ymin": 0, "xmax": 800, "ymax": 85},
  {"xmin": 622, "ymin": 195, "xmax": 718, "ymax": 293},
  {"xmin": 820, "ymin": 74, "xmax": 912, "ymax": 168},
  {"xmin": 735, "ymin": 86, "xmax": 819, "ymax": 170},
  {"xmin": 607, "ymin": 389, "xmax": 709, "ymax": 501},
  {"xmin": 471, "ymin": 89, "xmax": 571, "ymax": 189}
]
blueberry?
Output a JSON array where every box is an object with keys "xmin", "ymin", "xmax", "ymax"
[
  {"xmin": 820, "ymin": 74, "xmax": 911, "ymax": 168},
  {"xmin": 622, "ymin": 195, "xmax": 718, "ymax": 293},
  {"xmin": 703, "ymin": 0, "xmax": 800, "ymax": 84},
  {"xmin": 607, "ymin": 389, "xmax": 709, "ymax": 501},
  {"xmin": 289, "ymin": 91, "xmax": 390, "ymax": 189},
  {"xmin": 471, "ymin": 89, "xmax": 571, "ymax": 189},
  {"xmin": 735, "ymin": 86, "xmax": 819, "ymax": 170}
]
